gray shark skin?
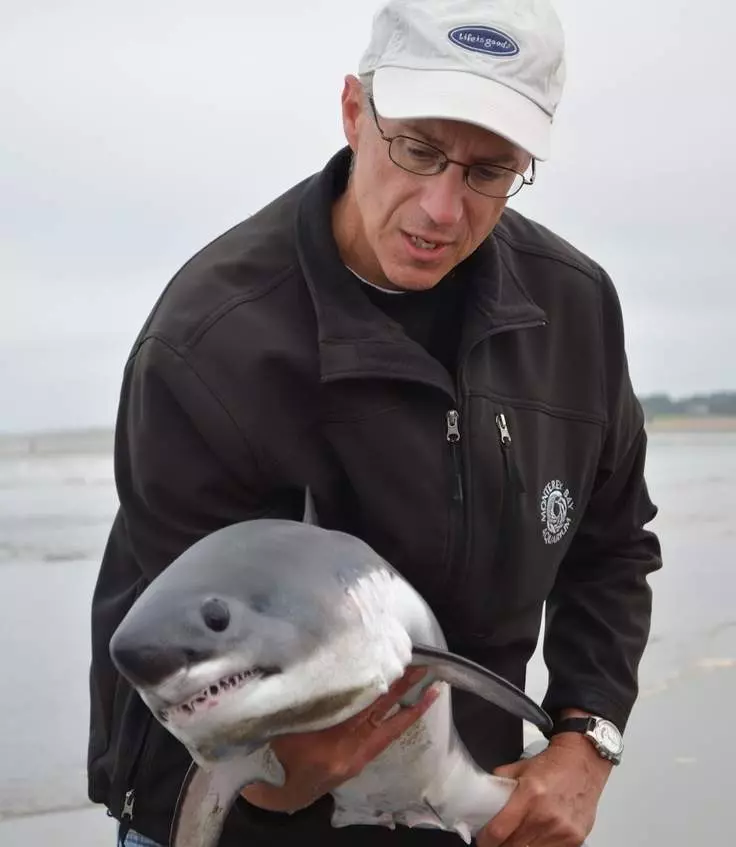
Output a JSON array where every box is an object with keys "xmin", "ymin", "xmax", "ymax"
[{"xmin": 110, "ymin": 511, "xmax": 553, "ymax": 846}]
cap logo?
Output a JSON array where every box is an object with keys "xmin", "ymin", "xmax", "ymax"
[{"xmin": 448, "ymin": 26, "xmax": 519, "ymax": 57}]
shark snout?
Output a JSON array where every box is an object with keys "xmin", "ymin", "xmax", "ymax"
[
  {"xmin": 111, "ymin": 596, "xmax": 236, "ymax": 687},
  {"xmin": 110, "ymin": 639, "xmax": 195, "ymax": 687}
]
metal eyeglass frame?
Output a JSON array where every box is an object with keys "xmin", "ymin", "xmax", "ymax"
[{"xmin": 367, "ymin": 96, "xmax": 536, "ymax": 199}]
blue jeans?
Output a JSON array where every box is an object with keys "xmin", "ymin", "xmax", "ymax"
[{"xmin": 119, "ymin": 828, "xmax": 165, "ymax": 847}]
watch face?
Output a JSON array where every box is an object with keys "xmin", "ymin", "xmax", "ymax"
[{"xmin": 594, "ymin": 720, "xmax": 624, "ymax": 755}]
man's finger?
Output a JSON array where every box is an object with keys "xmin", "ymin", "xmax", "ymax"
[
  {"xmin": 390, "ymin": 666, "xmax": 429, "ymax": 696},
  {"xmin": 476, "ymin": 784, "xmax": 530, "ymax": 847},
  {"xmin": 497, "ymin": 820, "xmax": 539, "ymax": 847},
  {"xmin": 362, "ymin": 667, "xmax": 429, "ymax": 724},
  {"xmin": 370, "ymin": 676, "xmax": 434, "ymax": 726},
  {"xmin": 360, "ymin": 683, "xmax": 441, "ymax": 760}
]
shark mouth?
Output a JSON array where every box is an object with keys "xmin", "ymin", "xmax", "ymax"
[{"xmin": 159, "ymin": 666, "xmax": 280, "ymax": 723}]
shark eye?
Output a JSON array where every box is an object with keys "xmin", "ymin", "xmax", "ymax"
[{"xmin": 201, "ymin": 598, "xmax": 230, "ymax": 632}]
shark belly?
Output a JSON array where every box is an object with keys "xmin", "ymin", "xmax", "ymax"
[{"xmin": 329, "ymin": 684, "xmax": 516, "ymax": 843}]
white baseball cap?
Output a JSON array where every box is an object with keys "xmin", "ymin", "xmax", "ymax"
[{"xmin": 358, "ymin": 0, "xmax": 566, "ymax": 160}]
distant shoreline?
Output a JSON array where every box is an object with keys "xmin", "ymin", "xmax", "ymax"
[
  {"xmin": 645, "ymin": 415, "xmax": 736, "ymax": 433},
  {"xmin": 1, "ymin": 416, "xmax": 736, "ymax": 456}
]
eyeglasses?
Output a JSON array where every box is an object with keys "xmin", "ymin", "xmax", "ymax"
[{"xmin": 368, "ymin": 97, "xmax": 535, "ymax": 200}]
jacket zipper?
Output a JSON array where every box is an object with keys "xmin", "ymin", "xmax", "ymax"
[
  {"xmin": 117, "ymin": 788, "xmax": 135, "ymax": 846},
  {"xmin": 495, "ymin": 413, "xmax": 525, "ymax": 495},
  {"xmin": 489, "ymin": 411, "xmax": 526, "ymax": 602},
  {"xmin": 445, "ymin": 408, "xmax": 465, "ymax": 578},
  {"xmin": 114, "ymin": 709, "xmax": 154, "ymax": 846},
  {"xmin": 446, "ymin": 409, "xmax": 464, "ymax": 504}
]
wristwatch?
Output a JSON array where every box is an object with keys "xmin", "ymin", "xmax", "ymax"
[{"xmin": 548, "ymin": 715, "xmax": 624, "ymax": 765}]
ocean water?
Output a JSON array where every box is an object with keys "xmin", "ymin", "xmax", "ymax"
[{"xmin": 0, "ymin": 428, "xmax": 734, "ymax": 821}]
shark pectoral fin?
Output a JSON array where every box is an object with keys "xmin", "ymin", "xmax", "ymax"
[
  {"xmin": 169, "ymin": 761, "xmax": 245, "ymax": 847},
  {"xmin": 170, "ymin": 749, "xmax": 285, "ymax": 847},
  {"xmin": 410, "ymin": 644, "xmax": 552, "ymax": 733}
]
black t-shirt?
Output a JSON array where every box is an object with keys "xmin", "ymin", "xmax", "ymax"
[{"xmin": 357, "ymin": 271, "xmax": 467, "ymax": 377}]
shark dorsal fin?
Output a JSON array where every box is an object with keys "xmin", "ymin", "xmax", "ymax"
[{"xmin": 303, "ymin": 486, "xmax": 319, "ymax": 526}]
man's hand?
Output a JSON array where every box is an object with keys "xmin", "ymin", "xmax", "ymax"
[
  {"xmin": 241, "ymin": 667, "xmax": 439, "ymax": 814},
  {"xmin": 477, "ymin": 732, "xmax": 613, "ymax": 847}
]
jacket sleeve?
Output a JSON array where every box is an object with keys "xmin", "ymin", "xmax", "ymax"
[
  {"xmin": 541, "ymin": 270, "xmax": 663, "ymax": 733},
  {"xmin": 111, "ymin": 335, "xmax": 293, "ymax": 582}
]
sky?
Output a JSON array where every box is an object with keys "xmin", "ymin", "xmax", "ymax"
[{"xmin": 1, "ymin": 0, "xmax": 734, "ymax": 433}]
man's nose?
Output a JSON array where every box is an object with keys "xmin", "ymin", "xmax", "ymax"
[{"xmin": 418, "ymin": 166, "xmax": 465, "ymax": 228}]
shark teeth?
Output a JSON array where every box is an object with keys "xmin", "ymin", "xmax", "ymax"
[{"xmin": 160, "ymin": 669, "xmax": 261, "ymax": 722}]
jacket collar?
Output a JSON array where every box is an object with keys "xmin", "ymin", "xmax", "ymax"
[{"xmin": 296, "ymin": 148, "xmax": 546, "ymax": 395}]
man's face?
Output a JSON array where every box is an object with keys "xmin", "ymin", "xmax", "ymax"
[{"xmin": 336, "ymin": 75, "xmax": 532, "ymax": 292}]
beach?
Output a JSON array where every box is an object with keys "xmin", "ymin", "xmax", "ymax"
[{"xmin": 0, "ymin": 428, "xmax": 734, "ymax": 845}]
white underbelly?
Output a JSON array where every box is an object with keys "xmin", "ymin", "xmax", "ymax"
[{"xmin": 330, "ymin": 688, "xmax": 459, "ymax": 828}]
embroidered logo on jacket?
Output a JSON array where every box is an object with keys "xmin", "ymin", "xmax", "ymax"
[{"xmin": 540, "ymin": 480, "xmax": 574, "ymax": 545}]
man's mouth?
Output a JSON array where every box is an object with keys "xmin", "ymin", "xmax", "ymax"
[
  {"xmin": 402, "ymin": 232, "xmax": 452, "ymax": 258},
  {"xmin": 159, "ymin": 666, "xmax": 279, "ymax": 722},
  {"xmin": 410, "ymin": 235, "xmax": 439, "ymax": 250}
]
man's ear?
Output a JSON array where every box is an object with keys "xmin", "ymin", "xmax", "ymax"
[{"xmin": 340, "ymin": 74, "xmax": 366, "ymax": 152}]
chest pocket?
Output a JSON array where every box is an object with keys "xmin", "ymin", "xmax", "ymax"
[{"xmin": 460, "ymin": 396, "xmax": 605, "ymax": 634}]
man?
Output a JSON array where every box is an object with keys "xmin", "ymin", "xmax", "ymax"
[{"xmin": 87, "ymin": 0, "xmax": 662, "ymax": 845}]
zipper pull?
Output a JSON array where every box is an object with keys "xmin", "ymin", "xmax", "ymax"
[
  {"xmin": 117, "ymin": 789, "xmax": 135, "ymax": 846},
  {"xmin": 496, "ymin": 413, "xmax": 511, "ymax": 446},
  {"xmin": 122, "ymin": 789, "xmax": 135, "ymax": 819},
  {"xmin": 446, "ymin": 409, "xmax": 461, "ymax": 443}
]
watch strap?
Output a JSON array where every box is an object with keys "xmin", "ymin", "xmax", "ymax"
[{"xmin": 549, "ymin": 716, "xmax": 596, "ymax": 736}]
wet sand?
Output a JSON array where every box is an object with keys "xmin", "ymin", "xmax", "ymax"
[
  {"xmin": 0, "ymin": 806, "xmax": 115, "ymax": 846},
  {"xmin": 593, "ymin": 661, "xmax": 735, "ymax": 845}
]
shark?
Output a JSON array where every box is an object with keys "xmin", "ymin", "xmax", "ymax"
[{"xmin": 110, "ymin": 497, "xmax": 552, "ymax": 846}]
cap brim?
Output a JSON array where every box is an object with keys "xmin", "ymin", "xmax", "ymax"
[{"xmin": 372, "ymin": 67, "xmax": 552, "ymax": 161}]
